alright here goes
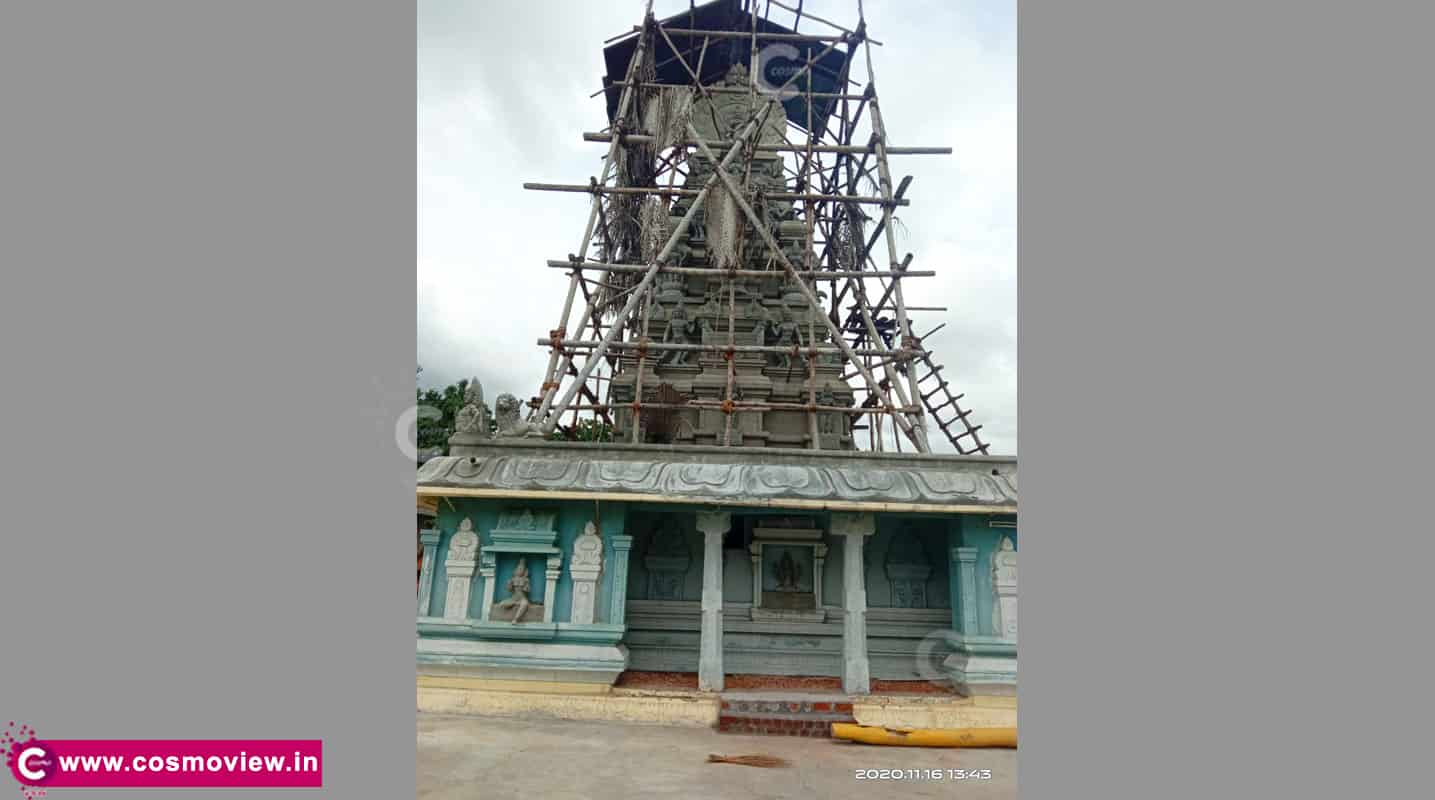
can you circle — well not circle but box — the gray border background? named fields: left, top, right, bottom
left=0, top=2, right=414, bottom=798
left=2, top=1, right=1431, bottom=798
left=1021, top=1, right=1430, bottom=797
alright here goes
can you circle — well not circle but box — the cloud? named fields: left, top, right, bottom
left=418, top=0, right=1016, bottom=453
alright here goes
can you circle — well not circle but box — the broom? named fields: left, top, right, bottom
left=706, top=754, right=791, bottom=768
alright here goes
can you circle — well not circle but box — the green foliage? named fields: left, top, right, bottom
left=551, top=417, right=614, bottom=443
left=416, top=376, right=474, bottom=455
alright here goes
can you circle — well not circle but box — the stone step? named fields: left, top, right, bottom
left=717, top=714, right=855, bottom=737
left=717, top=693, right=856, bottom=737
left=720, top=697, right=854, bottom=716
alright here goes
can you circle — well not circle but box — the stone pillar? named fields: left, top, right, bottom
left=442, top=518, right=480, bottom=621
left=696, top=511, right=730, bottom=692
left=813, top=545, right=827, bottom=609
left=417, top=527, right=441, bottom=616
left=953, top=546, right=979, bottom=635
left=832, top=512, right=874, bottom=695
left=543, top=555, right=562, bottom=624
left=749, top=547, right=763, bottom=607
left=568, top=521, right=603, bottom=625
left=608, top=535, right=634, bottom=626
left=478, top=551, right=498, bottom=623
left=992, top=537, right=1018, bottom=641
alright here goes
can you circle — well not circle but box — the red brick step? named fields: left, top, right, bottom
left=717, top=693, right=856, bottom=738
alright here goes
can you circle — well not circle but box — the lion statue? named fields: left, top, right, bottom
left=494, top=393, right=542, bottom=439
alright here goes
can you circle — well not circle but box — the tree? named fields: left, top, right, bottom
left=416, top=372, right=471, bottom=455
left=552, top=417, right=613, bottom=443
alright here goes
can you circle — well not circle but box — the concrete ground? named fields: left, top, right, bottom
left=419, top=712, right=1016, bottom=799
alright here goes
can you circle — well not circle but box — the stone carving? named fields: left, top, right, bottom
left=884, top=529, right=932, bottom=609
left=448, top=517, right=479, bottom=562
left=568, top=521, right=604, bottom=625
left=420, top=450, right=1018, bottom=510
left=817, top=390, right=839, bottom=435
left=765, top=308, right=804, bottom=368
left=494, top=393, right=541, bottom=438
left=659, top=306, right=706, bottom=366
left=775, top=550, right=802, bottom=592
left=442, top=518, right=480, bottom=621
left=493, top=558, right=534, bottom=623
left=992, top=537, right=1018, bottom=641
left=572, top=521, right=603, bottom=569
left=453, top=378, right=491, bottom=436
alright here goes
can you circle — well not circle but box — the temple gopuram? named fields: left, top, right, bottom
left=417, top=0, right=1016, bottom=734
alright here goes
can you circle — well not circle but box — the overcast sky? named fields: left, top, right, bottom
left=418, top=0, right=1016, bottom=453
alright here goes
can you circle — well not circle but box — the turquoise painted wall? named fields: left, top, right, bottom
left=864, top=515, right=951, bottom=610
left=427, top=498, right=629, bottom=624
left=957, top=514, right=1018, bottom=636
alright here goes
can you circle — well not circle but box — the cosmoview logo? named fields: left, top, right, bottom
left=15, top=744, right=54, bottom=785
left=755, top=43, right=802, bottom=101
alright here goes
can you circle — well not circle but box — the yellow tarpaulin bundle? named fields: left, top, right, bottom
left=830, top=723, right=1018, bottom=748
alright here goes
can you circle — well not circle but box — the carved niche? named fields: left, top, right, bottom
left=568, top=520, right=604, bottom=625
left=442, top=517, right=481, bottom=620
left=643, top=520, right=692, bottom=601
left=884, top=529, right=932, bottom=609
left=992, top=536, right=1018, bottom=640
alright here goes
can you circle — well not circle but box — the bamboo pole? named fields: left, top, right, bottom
left=803, top=63, right=821, bottom=451
left=532, top=4, right=653, bottom=423
left=545, top=261, right=933, bottom=279
left=597, top=81, right=868, bottom=101
left=580, top=132, right=948, bottom=155
left=629, top=284, right=655, bottom=443
left=537, top=338, right=917, bottom=358
left=860, top=29, right=929, bottom=450
left=522, top=182, right=905, bottom=207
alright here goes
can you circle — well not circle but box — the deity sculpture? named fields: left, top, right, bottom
left=766, top=309, right=804, bottom=368
left=453, top=378, right=491, bottom=436
left=817, top=390, right=839, bottom=435
left=775, top=550, right=801, bottom=591
left=494, top=558, right=532, bottom=623
left=660, top=306, right=704, bottom=366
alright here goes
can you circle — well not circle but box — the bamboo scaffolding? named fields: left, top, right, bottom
left=532, top=4, right=654, bottom=424
left=580, top=132, right=949, bottom=155
left=639, top=26, right=856, bottom=43
left=537, top=339, right=918, bottom=358
left=683, top=119, right=925, bottom=449
left=522, top=182, right=905, bottom=207
left=538, top=24, right=856, bottom=433
left=525, top=1, right=989, bottom=453
left=545, top=261, right=932, bottom=279
left=859, top=27, right=928, bottom=449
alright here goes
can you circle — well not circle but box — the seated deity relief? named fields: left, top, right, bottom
left=490, top=558, right=544, bottom=623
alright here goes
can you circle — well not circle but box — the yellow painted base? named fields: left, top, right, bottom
left=417, top=683, right=720, bottom=727
left=853, top=694, right=1017, bottom=730
left=417, top=677, right=1016, bottom=731
left=832, top=723, right=1017, bottom=748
